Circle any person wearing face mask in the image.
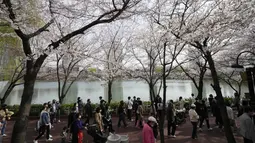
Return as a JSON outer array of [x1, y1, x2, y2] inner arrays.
[[239, 106, 255, 143], [33, 103, 53, 143], [71, 113, 86, 143], [95, 107, 103, 132], [142, 116, 158, 143]]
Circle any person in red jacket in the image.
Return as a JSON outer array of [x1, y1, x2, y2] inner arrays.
[[142, 116, 158, 143]]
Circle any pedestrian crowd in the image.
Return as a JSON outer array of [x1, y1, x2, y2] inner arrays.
[[31, 92, 255, 143]]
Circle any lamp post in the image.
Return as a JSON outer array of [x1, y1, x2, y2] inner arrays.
[[231, 51, 255, 108]]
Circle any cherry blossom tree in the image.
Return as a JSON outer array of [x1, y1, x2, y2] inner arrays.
[[55, 37, 97, 104], [126, 26, 162, 108], [176, 48, 208, 99], [0, 0, 141, 142], [150, 0, 255, 142]]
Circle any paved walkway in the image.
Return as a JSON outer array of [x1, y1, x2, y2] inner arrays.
[[4, 117, 243, 143]]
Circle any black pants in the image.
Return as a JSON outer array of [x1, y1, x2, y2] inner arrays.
[[50, 113, 56, 124], [118, 113, 127, 127], [216, 115, 223, 128], [127, 109, 132, 120], [85, 115, 91, 124], [199, 116, 210, 128], [72, 133, 78, 143], [191, 122, 198, 139], [167, 119, 176, 136], [35, 125, 50, 140], [135, 113, 142, 128], [243, 137, 253, 143], [135, 113, 138, 126], [157, 110, 162, 120]]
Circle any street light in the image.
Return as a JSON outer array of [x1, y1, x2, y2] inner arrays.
[[231, 50, 255, 108]]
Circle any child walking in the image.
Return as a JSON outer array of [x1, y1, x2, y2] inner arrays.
[[189, 104, 199, 139]]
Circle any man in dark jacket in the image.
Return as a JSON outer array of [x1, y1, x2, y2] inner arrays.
[[84, 99, 93, 125], [213, 97, 223, 128], [198, 100, 212, 131], [77, 97, 83, 115], [100, 100, 106, 117], [167, 100, 176, 137]]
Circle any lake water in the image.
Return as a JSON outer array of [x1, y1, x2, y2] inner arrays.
[[0, 80, 249, 105]]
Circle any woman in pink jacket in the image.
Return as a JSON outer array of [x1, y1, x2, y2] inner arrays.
[[143, 116, 158, 143]]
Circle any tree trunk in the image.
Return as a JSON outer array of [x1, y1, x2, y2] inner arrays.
[[149, 83, 156, 116], [197, 78, 204, 99], [11, 67, 36, 143], [108, 80, 113, 104], [205, 51, 236, 143], [159, 42, 167, 143]]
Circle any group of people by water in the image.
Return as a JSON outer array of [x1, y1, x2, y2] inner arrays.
[[32, 92, 255, 143]]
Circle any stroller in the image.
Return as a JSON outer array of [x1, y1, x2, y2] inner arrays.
[[87, 124, 108, 143], [176, 109, 186, 125]]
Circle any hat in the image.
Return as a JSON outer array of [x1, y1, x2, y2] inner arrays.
[[191, 104, 196, 107], [148, 116, 158, 125]]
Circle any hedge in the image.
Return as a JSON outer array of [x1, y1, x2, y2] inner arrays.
[[6, 97, 236, 117], [7, 101, 152, 117]]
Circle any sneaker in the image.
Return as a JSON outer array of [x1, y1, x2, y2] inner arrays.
[[208, 128, 212, 131], [2, 134, 6, 137], [46, 138, 53, 142], [58, 120, 61, 123], [198, 128, 202, 131], [171, 135, 176, 138], [49, 135, 53, 138], [33, 140, 38, 143]]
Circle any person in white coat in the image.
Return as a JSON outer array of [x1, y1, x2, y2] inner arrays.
[[189, 104, 199, 139]]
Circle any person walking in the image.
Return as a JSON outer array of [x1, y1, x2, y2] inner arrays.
[[84, 99, 93, 125], [208, 94, 214, 116], [127, 96, 133, 121], [34, 103, 53, 143], [198, 100, 212, 131], [117, 101, 127, 128], [56, 101, 61, 123], [103, 104, 115, 133], [157, 98, 163, 120], [100, 100, 106, 118], [135, 100, 143, 128], [239, 106, 255, 143], [77, 97, 83, 115], [0, 104, 14, 137], [189, 104, 199, 139], [234, 92, 240, 111], [142, 116, 158, 143], [71, 114, 86, 143], [191, 93, 196, 104], [167, 100, 176, 138], [68, 107, 77, 142], [52, 99, 57, 123], [95, 107, 104, 132]]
